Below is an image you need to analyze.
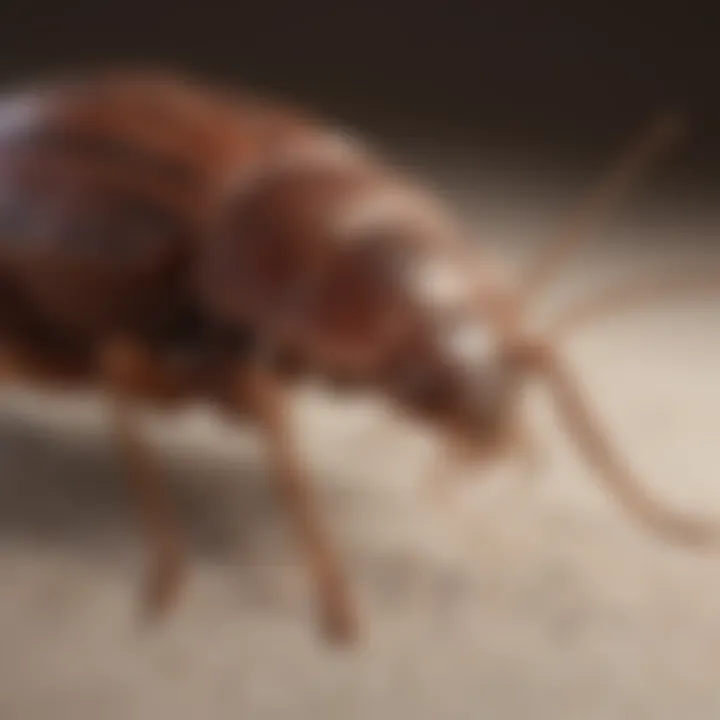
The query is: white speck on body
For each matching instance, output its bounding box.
[442,321,498,368]
[406,257,475,309]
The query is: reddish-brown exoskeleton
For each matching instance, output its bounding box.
[0,68,717,643]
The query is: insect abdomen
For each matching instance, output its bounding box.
[0,78,220,339]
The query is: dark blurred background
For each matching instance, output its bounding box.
[0,2,718,210]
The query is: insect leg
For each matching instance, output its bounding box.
[511,420,545,488]
[238,361,358,643]
[98,338,186,618]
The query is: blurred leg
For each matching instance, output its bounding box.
[237,362,358,643]
[511,421,545,489]
[100,338,185,618]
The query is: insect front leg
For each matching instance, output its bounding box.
[508,419,545,489]
[427,415,544,502]
[234,361,358,644]
[98,338,186,619]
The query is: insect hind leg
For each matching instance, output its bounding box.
[98,337,187,619]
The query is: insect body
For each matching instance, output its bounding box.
[0,69,716,643]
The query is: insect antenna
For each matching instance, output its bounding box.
[519,112,685,306]
[545,264,720,340]
[516,338,720,546]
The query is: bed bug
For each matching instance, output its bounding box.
[0,67,717,644]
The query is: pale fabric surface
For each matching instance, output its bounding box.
[1,158,719,719]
